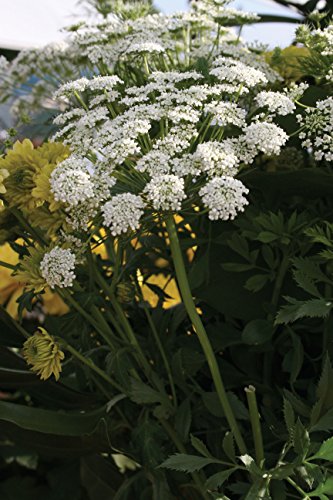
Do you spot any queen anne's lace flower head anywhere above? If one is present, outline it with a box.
[205,101,247,128]
[297,96,333,162]
[144,175,187,211]
[244,122,288,156]
[193,141,239,177]
[199,176,249,221]
[102,193,144,236]
[40,247,76,289]
[255,91,295,116]
[210,57,267,87]
[50,156,95,207]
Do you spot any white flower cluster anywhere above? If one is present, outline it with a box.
[244,122,288,156]
[144,175,186,211]
[193,141,239,176]
[205,101,246,128]
[210,57,267,88]
[297,97,333,161]
[256,91,295,116]
[40,247,76,289]
[54,75,123,101]
[102,193,144,236]
[199,176,249,221]
[50,156,95,207]
[43,0,299,236]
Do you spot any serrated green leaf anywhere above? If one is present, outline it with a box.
[242,319,273,345]
[190,435,212,458]
[309,476,333,497]
[222,432,236,463]
[205,468,237,491]
[159,454,220,473]
[317,355,333,413]
[284,390,310,418]
[312,437,333,462]
[292,257,329,297]
[305,224,333,248]
[175,399,192,443]
[311,408,333,432]
[293,419,310,457]
[283,398,295,437]
[276,298,332,324]
[290,332,304,384]
[310,400,323,428]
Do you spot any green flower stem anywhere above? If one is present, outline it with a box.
[286,477,311,499]
[73,90,88,111]
[0,260,16,270]
[159,418,210,500]
[58,289,115,350]
[93,266,152,375]
[245,385,264,466]
[10,207,48,246]
[111,297,152,376]
[141,300,178,407]
[165,214,247,455]
[61,340,124,393]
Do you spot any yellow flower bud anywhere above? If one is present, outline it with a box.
[22,327,65,381]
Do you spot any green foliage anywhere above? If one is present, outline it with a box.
[1,4,333,500]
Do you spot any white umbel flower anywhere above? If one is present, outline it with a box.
[199,176,249,221]
[50,157,95,207]
[205,101,246,128]
[210,57,267,87]
[102,193,144,236]
[40,247,76,289]
[297,97,333,161]
[255,91,295,116]
[244,122,288,156]
[194,141,239,177]
[144,174,186,211]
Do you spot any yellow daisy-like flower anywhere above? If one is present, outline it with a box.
[22,327,65,381]
[14,246,45,293]
[0,139,70,212]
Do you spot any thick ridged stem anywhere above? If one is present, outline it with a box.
[165,215,246,455]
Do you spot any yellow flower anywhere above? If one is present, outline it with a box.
[22,327,65,381]
[0,243,69,318]
[28,206,68,238]
[14,246,45,293]
[265,46,310,82]
[0,168,9,194]
[0,139,70,213]
[32,142,70,209]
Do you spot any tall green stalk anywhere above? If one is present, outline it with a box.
[245,385,264,466]
[165,215,247,455]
